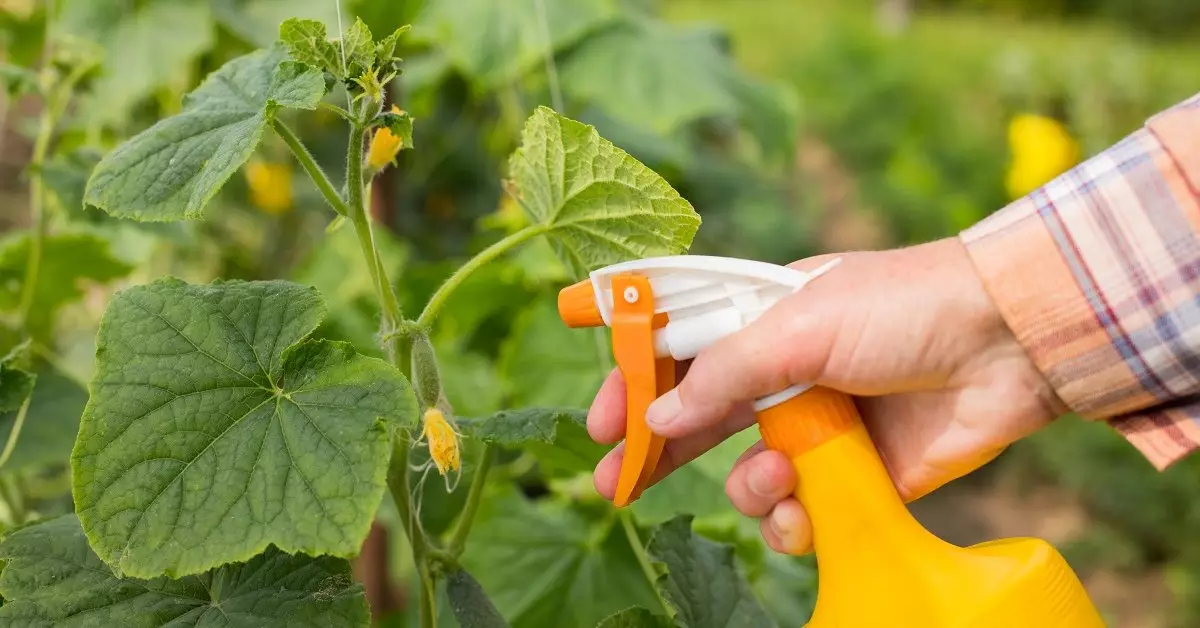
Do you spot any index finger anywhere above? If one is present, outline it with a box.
[587,361,692,444]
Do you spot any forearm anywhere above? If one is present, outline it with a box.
[960,91,1200,470]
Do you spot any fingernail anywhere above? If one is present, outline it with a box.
[771,507,805,550]
[770,510,790,538]
[646,389,682,429]
[748,463,774,498]
[774,506,802,536]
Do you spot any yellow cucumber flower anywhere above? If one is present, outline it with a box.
[244,160,293,215]
[367,105,406,170]
[1005,113,1080,200]
[422,407,461,476]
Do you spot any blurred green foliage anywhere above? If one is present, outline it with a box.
[920,0,1200,39]
[4,0,1200,623]
[667,0,1200,249]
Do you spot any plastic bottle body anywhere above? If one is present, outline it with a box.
[756,388,1105,628]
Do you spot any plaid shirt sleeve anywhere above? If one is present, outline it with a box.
[961,91,1200,471]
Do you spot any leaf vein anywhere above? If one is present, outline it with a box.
[126,295,266,388]
[119,395,275,557]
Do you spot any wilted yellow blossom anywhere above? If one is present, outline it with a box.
[422,408,460,476]
[1005,113,1079,200]
[244,161,293,215]
[367,105,406,170]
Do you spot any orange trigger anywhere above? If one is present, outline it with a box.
[610,274,668,507]
[629,356,674,503]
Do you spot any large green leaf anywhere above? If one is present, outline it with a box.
[0,232,133,341]
[460,486,660,628]
[0,340,35,471]
[84,46,326,222]
[214,0,343,48]
[560,20,797,161]
[0,344,34,414]
[0,514,369,626]
[413,0,615,89]
[560,21,733,136]
[752,552,817,626]
[0,361,89,473]
[446,568,510,628]
[72,278,418,579]
[508,107,700,276]
[59,0,214,127]
[499,299,606,408]
[647,516,772,628]
[459,408,584,447]
[460,408,605,479]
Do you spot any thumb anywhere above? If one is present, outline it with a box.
[645,255,849,439]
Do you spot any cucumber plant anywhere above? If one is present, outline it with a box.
[0,13,795,628]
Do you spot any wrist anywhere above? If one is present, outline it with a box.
[937,236,1069,422]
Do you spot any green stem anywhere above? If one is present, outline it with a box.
[340,121,436,625]
[446,444,494,557]
[619,510,672,615]
[417,224,549,327]
[272,119,352,217]
[387,435,437,628]
[0,474,24,525]
[318,101,354,121]
[345,124,404,339]
[16,102,57,324]
[418,567,437,628]
[386,435,428,556]
[0,395,32,470]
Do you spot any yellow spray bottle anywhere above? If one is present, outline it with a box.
[558,254,1104,627]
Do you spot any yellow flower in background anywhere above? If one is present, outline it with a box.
[0,0,35,19]
[367,105,406,170]
[422,407,461,476]
[1005,113,1080,200]
[244,161,293,215]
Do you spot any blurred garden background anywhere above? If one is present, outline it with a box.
[1,0,1200,626]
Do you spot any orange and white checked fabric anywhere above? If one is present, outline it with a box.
[962,91,1200,470]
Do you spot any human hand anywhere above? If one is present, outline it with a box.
[587,237,1065,554]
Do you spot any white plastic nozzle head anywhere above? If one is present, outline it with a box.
[586,255,843,360]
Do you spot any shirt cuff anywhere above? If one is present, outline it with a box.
[960,97,1200,470]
